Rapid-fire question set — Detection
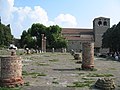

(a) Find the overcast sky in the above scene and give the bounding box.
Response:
[0,0,120,38]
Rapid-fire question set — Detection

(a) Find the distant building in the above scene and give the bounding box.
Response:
[61,17,110,53]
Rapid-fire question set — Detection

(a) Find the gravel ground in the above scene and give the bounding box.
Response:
[21,53,120,90]
[0,52,120,90]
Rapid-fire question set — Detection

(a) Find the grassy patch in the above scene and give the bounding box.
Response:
[30,72,46,78]
[22,71,29,76]
[67,80,95,88]
[0,87,21,90]
[22,71,46,77]
[91,68,97,71]
[109,68,116,70]
[78,73,85,76]
[52,81,59,84]
[24,82,30,86]
[31,68,35,70]
[35,62,49,66]
[87,73,114,77]
[49,59,59,62]
[44,55,50,57]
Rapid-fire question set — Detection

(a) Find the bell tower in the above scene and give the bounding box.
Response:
[93,17,110,52]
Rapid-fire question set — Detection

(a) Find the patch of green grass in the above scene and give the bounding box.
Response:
[67,80,95,88]
[22,71,29,76]
[109,68,116,70]
[24,82,30,86]
[0,87,21,90]
[30,72,46,77]
[52,81,59,84]
[78,73,85,76]
[22,71,46,77]
[35,62,49,66]
[31,68,35,70]
[49,59,59,62]
[87,73,114,77]
[44,55,50,57]
[90,68,97,71]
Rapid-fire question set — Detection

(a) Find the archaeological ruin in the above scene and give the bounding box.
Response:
[0,51,24,87]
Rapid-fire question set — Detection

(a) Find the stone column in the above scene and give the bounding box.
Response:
[81,42,94,69]
[43,37,46,52]
[41,34,47,53]
[41,34,44,53]
[52,48,54,53]
[0,52,24,87]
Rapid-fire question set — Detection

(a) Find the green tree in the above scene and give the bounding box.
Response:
[46,25,67,48]
[30,23,46,48]
[20,30,28,48]
[20,30,36,49]
[102,22,120,52]
[20,24,67,49]
[0,24,13,47]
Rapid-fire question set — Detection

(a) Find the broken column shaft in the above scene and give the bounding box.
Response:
[41,34,46,52]
[0,54,24,87]
[81,42,94,69]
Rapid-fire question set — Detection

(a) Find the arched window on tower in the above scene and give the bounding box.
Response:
[98,21,102,26]
[103,21,107,26]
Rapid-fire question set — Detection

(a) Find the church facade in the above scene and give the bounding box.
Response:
[61,17,110,53]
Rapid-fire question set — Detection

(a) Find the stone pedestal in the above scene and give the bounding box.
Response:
[0,56,24,87]
[81,42,94,69]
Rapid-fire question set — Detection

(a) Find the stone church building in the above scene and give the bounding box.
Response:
[61,17,110,53]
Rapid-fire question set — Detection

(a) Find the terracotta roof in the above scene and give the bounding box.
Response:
[61,28,94,41]
[61,28,93,34]
[64,35,94,41]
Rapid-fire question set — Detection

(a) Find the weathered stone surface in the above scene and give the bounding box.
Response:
[81,42,94,69]
[95,78,116,90]
[0,56,24,87]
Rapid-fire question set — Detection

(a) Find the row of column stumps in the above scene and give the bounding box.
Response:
[0,50,24,87]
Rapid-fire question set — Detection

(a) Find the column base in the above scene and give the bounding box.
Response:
[81,64,94,70]
[0,77,24,87]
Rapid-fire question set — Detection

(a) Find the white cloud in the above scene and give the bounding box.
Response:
[0,0,78,38]
[11,6,49,37]
[0,0,14,23]
[54,14,77,27]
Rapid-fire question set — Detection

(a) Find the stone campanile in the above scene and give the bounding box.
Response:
[93,17,110,52]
